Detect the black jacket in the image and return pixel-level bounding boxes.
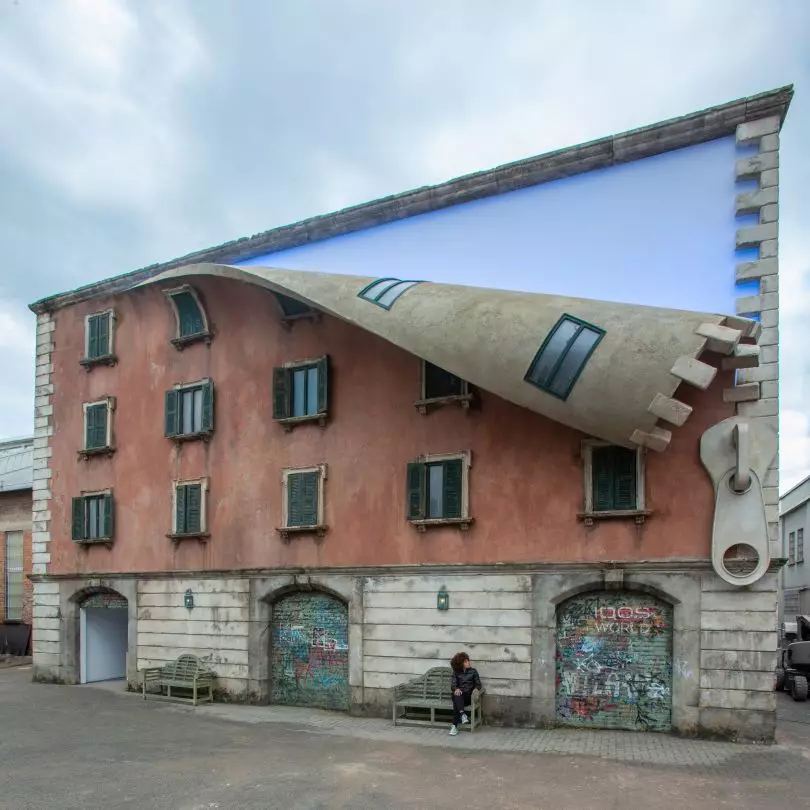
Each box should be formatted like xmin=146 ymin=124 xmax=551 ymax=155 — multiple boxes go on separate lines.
xmin=451 ymin=667 xmax=482 ymax=694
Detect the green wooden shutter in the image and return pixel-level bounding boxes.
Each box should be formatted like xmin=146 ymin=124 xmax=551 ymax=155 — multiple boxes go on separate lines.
xmin=175 ymin=484 xmax=187 ymax=534
xmin=272 ymin=368 xmax=290 ymax=419
xmin=174 ymin=292 xmax=204 ymax=337
xmin=201 ymin=380 xmax=214 ymax=433
xmin=87 ymin=316 xmax=99 ymax=359
xmin=592 ymin=448 xmax=614 ymax=511
xmin=85 ymin=405 xmax=96 ymax=449
xmin=97 ymin=313 xmax=110 ymax=356
xmin=316 ymin=356 xmax=329 ymax=414
xmin=102 ymin=494 xmax=114 ymax=539
xmin=288 ymin=473 xmax=303 ymax=526
xmin=72 ymin=497 xmax=85 ymax=541
xmin=442 ymin=459 xmax=463 ymax=519
xmin=165 ymin=390 xmax=180 ymax=437
xmin=301 ymin=471 xmax=319 ymax=526
xmin=86 ymin=404 xmax=107 ymax=449
xmin=613 ymin=448 xmax=637 ymax=510
xmin=406 ymin=463 xmax=426 ymax=520
xmin=186 ymin=484 xmax=202 ymax=533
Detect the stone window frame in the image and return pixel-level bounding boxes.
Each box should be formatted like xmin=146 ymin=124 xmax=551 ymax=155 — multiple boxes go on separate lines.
xmin=80 ymin=307 xmax=117 ymax=369
xmin=579 ymin=439 xmax=650 ymax=525
xmin=79 ymin=396 xmax=116 ymax=459
xmin=72 ymin=488 xmax=115 ymax=548
xmin=169 ymin=476 xmax=210 ymax=546
xmin=407 ymin=449 xmax=473 ymax=532
xmin=277 ymin=463 xmax=328 ymax=542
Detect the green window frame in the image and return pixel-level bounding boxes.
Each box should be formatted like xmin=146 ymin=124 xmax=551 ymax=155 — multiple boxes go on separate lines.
xmin=84 ymin=402 xmax=109 ymax=450
xmin=591 ymin=446 xmax=638 ymax=512
xmin=168 ymin=289 xmax=208 ymax=339
xmin=175 ymin=482 xmax=204 ymax=535
xmin=72 ymin=493 xmax=114 ymax=542
xmin=525 ymin=314 xmax=605 ymax=400
xmin=273 ymin=356 xmax=329 ymax=421
xmin=406 ymin=457 xmax=465 ymax=521
xmin=165 ymin=380 xmax=214 ymax=438
xmin=86 ymin=311 xmax=112 ymax=360
xmin=286 ymin=471 xmax=320 ymax=528
xmin=358 ymin=277 xmax=422 ymax=310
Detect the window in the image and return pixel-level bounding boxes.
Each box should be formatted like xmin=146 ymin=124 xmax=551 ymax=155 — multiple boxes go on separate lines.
xmin=82 ymin=309 xmax=116 ymax=367
xmin=406 ymin=451 xmax=472 ymax=530
xmin=274 ymin=293 xmax=313 ymax=319
xmin=166 ymin=286 xmax=211 ymax=347
xmin=358 ymin=277 xmax=422 ymax=310
xmin=581 ymin=441 xmax=647 ymax=522
xmin=798 ymin=529 xmax=805 ymax=565
xmin=278 ymin=465 xmax=327 ymax=539
xmin=72 ymin=493 xmax=114 ymax=543
xmin=424 ymin=362 xmax=466 ymax=399
xmin=273 ymin=357 xmax=329 ymax=424
xmin=82 ymin=398 xmax=114 ymax=454
xmin=173 ymin=481 xmax=206 ymax=537
xmin=165 ymin=380 xmax=214 ymax=439
xmin=789 ymin=531 xmax=796 ymax=565
xmin=525 ymin=315 xmax=605 ymax=400
xmin=4 ymin=531 xmax=24 ymax=622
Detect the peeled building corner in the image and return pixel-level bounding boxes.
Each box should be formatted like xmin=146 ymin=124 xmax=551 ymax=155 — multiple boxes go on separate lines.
xmin=136 ymin=261 xmax=749 ymax=453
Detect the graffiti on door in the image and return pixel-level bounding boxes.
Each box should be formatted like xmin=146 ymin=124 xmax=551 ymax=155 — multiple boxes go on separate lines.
xmin=556 ymin=591 xmax=673 ymax=731
xmin=271 ymin=592 xmax=349 ymax=710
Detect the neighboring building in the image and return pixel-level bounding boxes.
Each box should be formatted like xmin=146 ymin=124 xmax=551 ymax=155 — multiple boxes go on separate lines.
xmin=780 ymin=474 xmax=810 ymax=620
xmin=28 ymin=86 xmax=791 ymax=740
xmin=0 ymin=436 xmax=33 ymax=654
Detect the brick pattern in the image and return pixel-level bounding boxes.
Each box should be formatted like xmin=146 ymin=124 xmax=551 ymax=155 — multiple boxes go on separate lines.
xmin=733 ymin=115 xmax=780 ymax=553
xmin=31 ymin=312 xmax=59 ymax=676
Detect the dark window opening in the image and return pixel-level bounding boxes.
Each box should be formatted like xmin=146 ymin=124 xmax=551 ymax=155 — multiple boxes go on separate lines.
xmin=525 ymin=315 xmax=604 ymax=400
xmin=592 ymin=446 xmax=637 ymax=512
xmin=274 ymin=293 xmax=313 ymax=318
xmin=424 ymin=362 xmax=465 ymax=399
xmin=72 ymin=494 xmax=114 ymax=541
xmin=176 ymin=483 xmax=203 ymax=535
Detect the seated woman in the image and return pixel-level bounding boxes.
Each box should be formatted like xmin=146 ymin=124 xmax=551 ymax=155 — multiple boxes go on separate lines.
xmin=449 ymin=651 xmax=482 ymax=736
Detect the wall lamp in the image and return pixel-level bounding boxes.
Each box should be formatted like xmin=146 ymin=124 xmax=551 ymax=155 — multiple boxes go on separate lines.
xmin=437 ymin=587 xmax=449 ymax=611
xmin=184 ymin=589 xmax=195 ymax=610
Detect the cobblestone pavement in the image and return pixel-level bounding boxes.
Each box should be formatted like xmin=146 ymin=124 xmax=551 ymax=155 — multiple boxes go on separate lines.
xmin=2 ymin=666 xmax=810 ymax=810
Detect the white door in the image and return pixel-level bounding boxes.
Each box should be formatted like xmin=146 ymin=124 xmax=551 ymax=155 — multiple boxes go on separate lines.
xmin=81 ymin=607 xmax=128 ymax=683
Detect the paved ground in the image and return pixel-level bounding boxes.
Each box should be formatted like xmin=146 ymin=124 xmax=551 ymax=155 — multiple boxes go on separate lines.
xmin=2 ymin=666 xmax=810 ymax=810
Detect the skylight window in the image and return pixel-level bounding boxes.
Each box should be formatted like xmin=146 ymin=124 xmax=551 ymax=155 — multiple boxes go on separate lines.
xmin=524 ymin=315 xmax=605 ymax=400
xmin=358 ymin=277 xmax=421 ymax=310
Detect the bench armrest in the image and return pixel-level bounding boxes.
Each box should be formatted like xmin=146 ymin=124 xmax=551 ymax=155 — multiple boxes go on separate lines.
xmin=142 ymin=667 xmax=163 ymax=683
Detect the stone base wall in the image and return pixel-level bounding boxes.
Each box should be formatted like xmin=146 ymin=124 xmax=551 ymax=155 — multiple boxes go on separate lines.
xmin=31 ymin=564 xmax=779 ymax=740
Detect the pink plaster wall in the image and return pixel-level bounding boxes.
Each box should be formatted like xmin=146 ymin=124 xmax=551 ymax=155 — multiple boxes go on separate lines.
xmin=46 ymin=276 xmax=734 ymax=575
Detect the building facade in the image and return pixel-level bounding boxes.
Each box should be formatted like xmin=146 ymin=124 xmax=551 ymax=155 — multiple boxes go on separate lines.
xmin=780 ymin=475 xmax=810 ymax=621
xmin=29 ymin=86 xmax=791 ymax=740
xmin=0 ymin=437 xmax=34 ymax=654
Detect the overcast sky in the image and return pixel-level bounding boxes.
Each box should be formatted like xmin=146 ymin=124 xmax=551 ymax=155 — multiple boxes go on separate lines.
xmin=1 ymin=0 xmax=808 ymax=489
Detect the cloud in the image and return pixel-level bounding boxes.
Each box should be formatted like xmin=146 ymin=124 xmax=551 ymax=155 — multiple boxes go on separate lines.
xmin=0 ymin=0 xmax=808 ymax=492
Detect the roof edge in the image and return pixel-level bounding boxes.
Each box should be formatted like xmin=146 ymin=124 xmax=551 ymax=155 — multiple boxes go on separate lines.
xmin=30 ymin=84 xmax=794 ymax=315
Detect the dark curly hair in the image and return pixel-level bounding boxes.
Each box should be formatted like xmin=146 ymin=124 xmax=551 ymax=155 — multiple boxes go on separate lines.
xmin=450 ymin=652 xmax=470 ymax=674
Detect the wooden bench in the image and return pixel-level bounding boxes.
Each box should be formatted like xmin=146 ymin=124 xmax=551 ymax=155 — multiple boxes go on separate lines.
xmin=141 ymin=654 xmax=215 ymax=706
xmin=392 ymin=666 xmax=484 ymax=731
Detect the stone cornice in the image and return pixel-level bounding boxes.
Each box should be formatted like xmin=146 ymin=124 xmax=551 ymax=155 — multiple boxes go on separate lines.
xmin=30 ymin=85 xmax=793 ymax=315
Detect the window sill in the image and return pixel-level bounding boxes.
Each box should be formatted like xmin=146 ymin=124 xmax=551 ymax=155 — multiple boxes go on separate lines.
xmin=577 ymin=510 xmax=652 ymax=526
xmin=414 ymin=393 xmax=474 ymax=415
xmin=171 ymin=331 xmax=213 ymax=351
xmin=74 ymin=538 xmax=114 ymax=549
xmin=409 ymin=517 xmax=474 ymax=532
xmin=276 ymin=524 xmax=328 ymax=543
xmin=79 ymin=354 xmax=118 ymax=371
xmin=167 ymin=532 xmax=210 ymax=547
xmin=78 ymin=446 xmax=116 ymax=460
xmin=275 ymin=413 xmax=328 ymax=432
xmin=168 ymin=431 xmax=213 ymax=444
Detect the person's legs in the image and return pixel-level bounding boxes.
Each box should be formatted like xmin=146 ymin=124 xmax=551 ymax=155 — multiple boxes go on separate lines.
xmin=452 ymin=692 xmax=465 ymax=726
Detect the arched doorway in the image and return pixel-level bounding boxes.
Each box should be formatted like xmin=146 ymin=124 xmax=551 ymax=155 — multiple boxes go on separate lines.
xmin=556 ymin=590 xmax=673 ymax=731
xmin=270 ymin=591 xmax=349 ymax=710
xmin=79 ymin=589 xmax=129 ymax=684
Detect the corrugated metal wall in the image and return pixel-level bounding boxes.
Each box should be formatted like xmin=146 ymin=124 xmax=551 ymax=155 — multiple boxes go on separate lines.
xmin=271 ymin=592 xmax=349 ymax=710
xmin=556 ymin=591 xmax=673 ymax=731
